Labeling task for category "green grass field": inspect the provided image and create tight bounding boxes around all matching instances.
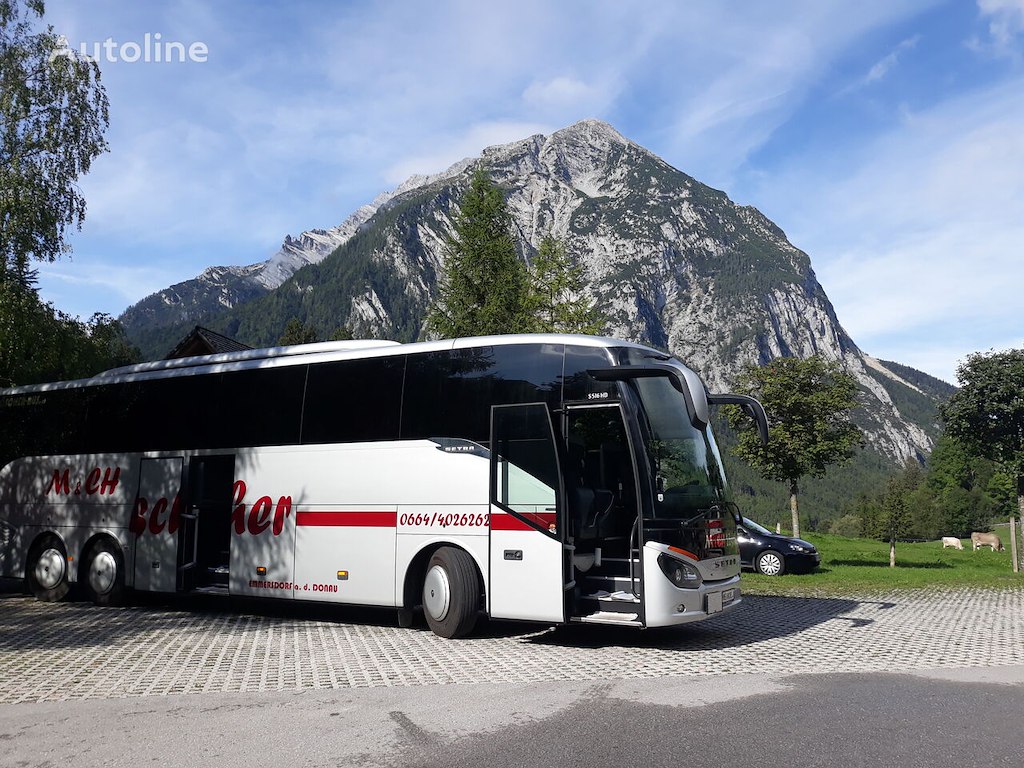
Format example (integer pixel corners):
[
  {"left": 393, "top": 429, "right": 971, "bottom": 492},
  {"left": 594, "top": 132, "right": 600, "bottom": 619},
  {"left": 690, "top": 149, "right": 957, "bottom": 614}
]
[{"left": 741, "top": 532, "right": 1024, "bottom": 595}]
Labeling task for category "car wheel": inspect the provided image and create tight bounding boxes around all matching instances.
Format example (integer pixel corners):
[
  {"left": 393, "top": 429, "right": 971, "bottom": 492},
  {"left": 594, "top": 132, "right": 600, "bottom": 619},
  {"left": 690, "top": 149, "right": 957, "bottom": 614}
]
[
  {"left": 26, "top": 535, "right": 71, "bottom": 602},
  {"left": 422, "top": 547, "right": 480, "bottom": 639},
  {"left": 755, "top": 549, "right": 786, "bottom": 576},
  {"left": 82, "top": 539, "right": 126, "bottom": 606}
]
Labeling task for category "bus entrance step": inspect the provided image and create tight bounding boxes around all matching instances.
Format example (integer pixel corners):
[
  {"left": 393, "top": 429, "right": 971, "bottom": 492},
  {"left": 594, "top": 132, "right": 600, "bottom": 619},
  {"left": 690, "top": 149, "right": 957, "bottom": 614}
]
[
  {"left": 583, "top": 589, "right": 640, "bottom": 607},
  {"left": 206, "top": 565, "right": 229, "bottom": 587},
  {"left": 192, "top": 585, "right": 229, "bottom": 596},
  {"left": 575, "top": 611, "right": 641, "bottom": 625}
]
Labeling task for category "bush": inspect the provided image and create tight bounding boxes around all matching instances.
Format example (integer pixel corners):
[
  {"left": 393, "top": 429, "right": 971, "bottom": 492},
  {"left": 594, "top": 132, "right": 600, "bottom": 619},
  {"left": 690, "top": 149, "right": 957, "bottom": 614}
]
[{"left": 828, "top": 514, "right": 862, "bottom": 538}]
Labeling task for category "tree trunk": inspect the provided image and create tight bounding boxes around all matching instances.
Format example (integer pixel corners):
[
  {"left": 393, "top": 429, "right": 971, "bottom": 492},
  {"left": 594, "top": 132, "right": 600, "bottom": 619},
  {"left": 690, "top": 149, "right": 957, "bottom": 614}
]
[
  {"left": 890, "top": 535, "right": 896, "bottom": 568},
  {"left": 789, "top": 479, "right": 800, "bottom": 539},
  {"left": 1017, "top": 478, "right": 1024, "bottom": 572}
]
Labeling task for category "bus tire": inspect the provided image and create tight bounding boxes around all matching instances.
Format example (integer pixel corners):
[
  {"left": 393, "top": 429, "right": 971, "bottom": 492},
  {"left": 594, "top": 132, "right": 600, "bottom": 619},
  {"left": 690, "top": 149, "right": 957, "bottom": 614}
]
[
  {"left": 26, "top": 535, "right": 71, "bottom": 602},
  {"left": 422, "top": 547, "right": 480, "bottom": 639},
  {"left": 82, "top": 539, "right": 126, "bottom": 606}
]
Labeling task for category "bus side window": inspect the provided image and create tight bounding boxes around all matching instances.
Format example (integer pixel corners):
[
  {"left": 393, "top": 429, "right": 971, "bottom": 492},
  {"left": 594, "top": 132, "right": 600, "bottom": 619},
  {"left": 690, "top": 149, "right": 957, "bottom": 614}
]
[
  {"left": 302, "top": 357, "right": 404, "bottom": 444},
  {"left": 492, "top": 403, "right": 560, "bottom": 534},
  {"left": 220, "top": 367, "right": 306, "bottom": 448}
]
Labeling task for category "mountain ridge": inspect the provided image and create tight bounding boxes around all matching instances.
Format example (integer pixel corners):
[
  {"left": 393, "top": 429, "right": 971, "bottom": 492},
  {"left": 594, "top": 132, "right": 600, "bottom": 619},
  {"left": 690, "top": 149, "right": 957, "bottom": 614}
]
[{"left": 119, "top": 119, "right": 944, "bottom": 464}]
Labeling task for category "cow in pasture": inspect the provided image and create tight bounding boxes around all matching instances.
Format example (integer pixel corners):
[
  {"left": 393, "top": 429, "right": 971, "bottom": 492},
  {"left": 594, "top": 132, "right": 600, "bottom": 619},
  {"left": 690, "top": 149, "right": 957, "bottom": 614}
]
[
  {"left": 941, "top": 536, "right": 964, "bottom": 550},
  {"left": 971, "top": 532, "right": 1004, "bottom": 551}
]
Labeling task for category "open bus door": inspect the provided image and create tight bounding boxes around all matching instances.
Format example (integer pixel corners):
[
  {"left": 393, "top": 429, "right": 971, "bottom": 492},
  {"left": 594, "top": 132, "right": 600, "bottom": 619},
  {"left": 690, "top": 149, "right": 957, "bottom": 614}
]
[
  {"left": 132, "top": 456, "right": 184, "bottom": 592},
  {"left": 562, "top": 403, "right": 645, "bottom": 625},
  {"left": 180, "top": 454, "right": 235, "bottom": 592},
  {"left": 488, "top": 403, "right": 570, "bottom": 624}
]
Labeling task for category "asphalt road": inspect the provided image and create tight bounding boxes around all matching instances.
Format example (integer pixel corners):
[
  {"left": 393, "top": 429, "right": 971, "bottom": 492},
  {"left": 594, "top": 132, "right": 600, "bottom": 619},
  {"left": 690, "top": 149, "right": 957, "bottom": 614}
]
[{"left": 3, "top": 669, "right": 1024, "bottom": 767}]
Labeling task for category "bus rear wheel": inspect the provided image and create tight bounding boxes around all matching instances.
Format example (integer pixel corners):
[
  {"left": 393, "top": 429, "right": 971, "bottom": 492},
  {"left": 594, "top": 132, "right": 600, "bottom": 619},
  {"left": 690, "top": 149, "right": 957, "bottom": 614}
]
[
  {"left": 26, "top": 536, "right": 70, "bottom": 602},
  {"left": 82, "top": 539, "right": 126, "bottom": 606},
  {"left": 422, "top": 547, "right": 480, "bottom": 639}
]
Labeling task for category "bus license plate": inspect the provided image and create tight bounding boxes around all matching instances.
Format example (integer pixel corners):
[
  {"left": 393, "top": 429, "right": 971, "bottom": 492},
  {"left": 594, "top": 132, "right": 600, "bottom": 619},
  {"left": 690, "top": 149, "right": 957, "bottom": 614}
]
[{"left": 706, "top": 591, "right": 723, "bottom": 614}]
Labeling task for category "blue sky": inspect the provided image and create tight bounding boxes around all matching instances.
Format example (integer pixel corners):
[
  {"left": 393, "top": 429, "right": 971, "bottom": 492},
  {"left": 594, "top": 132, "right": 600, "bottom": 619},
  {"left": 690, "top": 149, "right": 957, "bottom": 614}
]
[{"left": 36, "top": 0, "right": 1024, "bottom": 384}]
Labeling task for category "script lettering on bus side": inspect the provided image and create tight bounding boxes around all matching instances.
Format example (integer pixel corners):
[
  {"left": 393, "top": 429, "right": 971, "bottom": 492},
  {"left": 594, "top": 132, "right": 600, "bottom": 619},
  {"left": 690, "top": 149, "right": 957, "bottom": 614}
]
[
  {"left": 130, "top": 494, "right": 181, "bottom": 536},
  {"left": 46, "top": 466, "right": 121, "bottom": 497},
  {"left": 231, "top": 480, "right": 292, "bottom": 537}
]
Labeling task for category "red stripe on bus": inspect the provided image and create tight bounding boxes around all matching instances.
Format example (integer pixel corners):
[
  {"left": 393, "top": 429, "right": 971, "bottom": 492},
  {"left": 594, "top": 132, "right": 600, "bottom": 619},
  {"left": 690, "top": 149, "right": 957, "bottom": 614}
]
[
  {"left": 295, "top": 511, "right": 397, "bottom": 527},
  {"left": 489, "top": 514, "right": 537, "bottom": 531}
]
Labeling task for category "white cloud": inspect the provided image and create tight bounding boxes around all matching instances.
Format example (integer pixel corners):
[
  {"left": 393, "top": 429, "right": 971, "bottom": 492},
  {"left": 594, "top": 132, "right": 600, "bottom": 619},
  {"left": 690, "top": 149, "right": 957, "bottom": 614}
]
[
  {"left": 646, "top": 2, "right": 941, "bottom": 189},
  {"left": 36, "top": 256, "right": 185, "bottom": 320},
  {"left": 775, "top": 79, "right": 1024, "bottom": 381},
  {"left": 865, "top": 35, "right": 920, "bottom": 83},
  {"left": 522, "top": 76, "right": 617, "bottom": 117},
  {"left": 973, "top": 0, "right": 1024, "bottom": 55},
  {"left": 384, "top": 121, "right": 553, "bottom": 185}
]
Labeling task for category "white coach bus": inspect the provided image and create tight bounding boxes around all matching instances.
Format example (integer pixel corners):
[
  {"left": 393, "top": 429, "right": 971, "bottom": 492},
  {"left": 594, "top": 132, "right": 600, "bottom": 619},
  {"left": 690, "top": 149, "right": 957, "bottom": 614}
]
[{"left": 0, "top": 334, "right": 767, "bottom": 638}]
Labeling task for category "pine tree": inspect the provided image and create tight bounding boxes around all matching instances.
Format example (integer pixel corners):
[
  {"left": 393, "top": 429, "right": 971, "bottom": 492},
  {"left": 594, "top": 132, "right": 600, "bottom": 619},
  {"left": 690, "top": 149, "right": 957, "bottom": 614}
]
[
  {"left": 526, "top": 234, "right": 604, "bottom": 334},
  {"left": 278, "top": 318, "right": 318, "bottom": 345},
  {"left": 329, "top": 326, "right": 354, "bottom": 341},
  {"left": 426, "top": 167, "right": 530, "bottom": 338}
]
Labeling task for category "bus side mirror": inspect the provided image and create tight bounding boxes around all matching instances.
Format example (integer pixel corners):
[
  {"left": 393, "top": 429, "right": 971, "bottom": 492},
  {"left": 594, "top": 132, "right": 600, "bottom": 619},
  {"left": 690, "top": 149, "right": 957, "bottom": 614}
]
[{"left": 707, "top": 393, "right": 769, "bottom": 445}]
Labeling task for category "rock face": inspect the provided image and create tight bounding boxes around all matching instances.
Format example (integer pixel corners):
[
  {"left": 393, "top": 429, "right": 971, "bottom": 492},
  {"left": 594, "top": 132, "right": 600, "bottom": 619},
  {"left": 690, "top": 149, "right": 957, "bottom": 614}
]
[{"left": 120, "top": 119, "right": 947, "bottom": 462}]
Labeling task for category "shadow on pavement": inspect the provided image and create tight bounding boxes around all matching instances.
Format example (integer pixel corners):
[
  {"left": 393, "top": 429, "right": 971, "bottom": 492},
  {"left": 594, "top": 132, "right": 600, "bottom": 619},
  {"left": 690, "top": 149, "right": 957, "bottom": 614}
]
[
  {"left": 0, "top": 578, "right": 892, "bottom": 653},
  {"left": 521, "top": 592, "right": 891, "bottom": 651}
]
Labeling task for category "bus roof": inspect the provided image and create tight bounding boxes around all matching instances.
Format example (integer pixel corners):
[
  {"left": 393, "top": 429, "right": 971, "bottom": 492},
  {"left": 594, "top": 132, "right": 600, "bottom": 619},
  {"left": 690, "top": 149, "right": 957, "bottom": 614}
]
[{"left": 1, "top": 334, "right": 666, "bottom": 396}]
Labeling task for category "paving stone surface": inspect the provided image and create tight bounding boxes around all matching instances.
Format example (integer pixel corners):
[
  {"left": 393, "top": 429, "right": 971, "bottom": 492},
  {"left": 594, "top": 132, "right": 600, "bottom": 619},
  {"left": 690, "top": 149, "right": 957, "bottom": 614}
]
[{"left": 1, "top": 587, "right": 1022, "bottom": 704}]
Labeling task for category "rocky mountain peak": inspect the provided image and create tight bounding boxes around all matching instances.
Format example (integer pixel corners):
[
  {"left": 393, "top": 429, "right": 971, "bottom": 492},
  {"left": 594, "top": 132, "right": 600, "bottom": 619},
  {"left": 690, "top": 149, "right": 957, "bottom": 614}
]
[{"left": 119, "top": 121, "right": 945, "bottom": 464}]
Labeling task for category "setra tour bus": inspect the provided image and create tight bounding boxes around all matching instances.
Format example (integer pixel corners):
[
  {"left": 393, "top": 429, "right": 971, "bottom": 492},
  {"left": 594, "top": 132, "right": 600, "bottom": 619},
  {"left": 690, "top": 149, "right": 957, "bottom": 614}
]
[{"left": 0, "top": 334, "right": 767, "bottom": 638}]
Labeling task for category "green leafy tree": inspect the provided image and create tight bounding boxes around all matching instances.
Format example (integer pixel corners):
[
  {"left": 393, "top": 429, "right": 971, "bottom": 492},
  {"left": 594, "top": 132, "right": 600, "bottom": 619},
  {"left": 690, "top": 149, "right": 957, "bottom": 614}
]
[
  {"left": 1, "top": 0, "right": 110, "bottom": 285},
  {"left": 872, "top": 460, "right": 925, "bottom": 567},
  {"left": 426, "top": 167, "right": 530, "bottom": 338},
  {"left": 940, "top": 349, "right": 1024, "bottom": 532},
  {"left": 925, "top": 433, "right": 1000, "bottom": 536},
  {"left": 726, "top": 356, "right": 863, "bottom": 538},
  {"left": 278, "top": 318, "right": 319, "bottom": 346},
  {"left": 525, "top": 234, "right": 603, "bottom": 334},
  {"left": 0, "top": 281, "right": 137, "bottom": 386},
  {"left": 827, "top": 513, "right": 861, "bottom": 538}
]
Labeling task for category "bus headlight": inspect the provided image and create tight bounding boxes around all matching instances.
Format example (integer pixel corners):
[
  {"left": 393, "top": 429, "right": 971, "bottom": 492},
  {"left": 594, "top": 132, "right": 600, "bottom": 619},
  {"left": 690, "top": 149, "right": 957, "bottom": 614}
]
[{"left": 657, "top": 553, "right": 702, "bottom": 589}]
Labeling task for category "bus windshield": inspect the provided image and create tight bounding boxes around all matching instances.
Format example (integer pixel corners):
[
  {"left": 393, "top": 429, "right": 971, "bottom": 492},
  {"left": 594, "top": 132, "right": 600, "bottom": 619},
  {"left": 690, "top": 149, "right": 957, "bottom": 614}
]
[{"left": 630, "top": 375, "right": 729, "bottom": 521}]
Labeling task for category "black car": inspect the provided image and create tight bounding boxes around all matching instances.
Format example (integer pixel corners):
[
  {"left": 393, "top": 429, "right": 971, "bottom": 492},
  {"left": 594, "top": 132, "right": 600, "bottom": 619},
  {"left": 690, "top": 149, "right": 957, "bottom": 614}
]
[{"left": 737, "top": 517, "right": 820, "bottom": 576}]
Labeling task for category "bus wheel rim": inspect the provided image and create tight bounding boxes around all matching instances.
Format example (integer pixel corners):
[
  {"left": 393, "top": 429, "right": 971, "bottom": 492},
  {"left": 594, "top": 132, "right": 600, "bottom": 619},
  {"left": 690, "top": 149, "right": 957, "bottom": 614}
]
[
  {"left": 35, "top": 548, "right": 66, "bottom": 589},
  {"left": 89, "top": 551, "right": 117, "bottom": 595},
  {"left": 423, "top": 565, "right": 451, "bottom": 621}
]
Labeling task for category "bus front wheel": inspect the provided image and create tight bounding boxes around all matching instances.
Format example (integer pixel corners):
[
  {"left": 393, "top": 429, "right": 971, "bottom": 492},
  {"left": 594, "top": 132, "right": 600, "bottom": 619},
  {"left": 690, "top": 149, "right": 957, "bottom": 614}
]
[
  {"left": 26, "top": 535, "right": 70, "bottom": 602},
  {"left": 82, "top": 539, "right": 126, "bottom": 606},
  {"left": 422, "top": 547, "right": 480, "bottom": 639}
]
